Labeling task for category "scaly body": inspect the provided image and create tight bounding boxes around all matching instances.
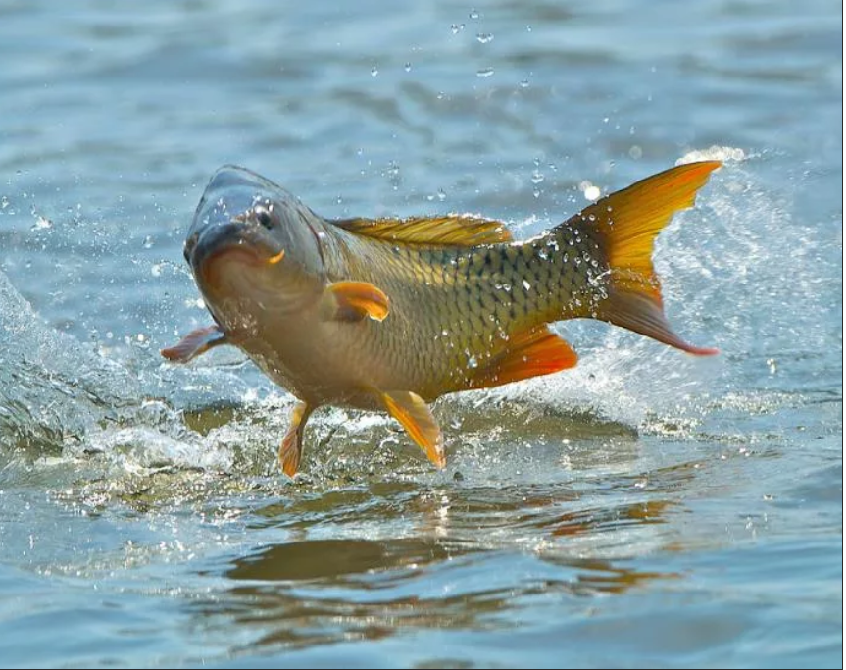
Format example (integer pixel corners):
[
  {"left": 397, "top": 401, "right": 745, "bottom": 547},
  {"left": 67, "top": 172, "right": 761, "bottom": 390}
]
[{"left": 163, "top": 161, "right": 720, "bottom": 475}]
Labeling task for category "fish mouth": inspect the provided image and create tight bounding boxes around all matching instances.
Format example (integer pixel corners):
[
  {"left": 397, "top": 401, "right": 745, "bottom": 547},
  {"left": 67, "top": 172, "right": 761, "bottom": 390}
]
[{"left": 190, "top": 226, "right": 283, "bottom": 292}]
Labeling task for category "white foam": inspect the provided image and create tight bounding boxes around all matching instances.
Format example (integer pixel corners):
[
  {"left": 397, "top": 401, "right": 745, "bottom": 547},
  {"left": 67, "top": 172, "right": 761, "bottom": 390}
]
[{"left": 677, "top": 145, "right": 748, "bottom": 164}]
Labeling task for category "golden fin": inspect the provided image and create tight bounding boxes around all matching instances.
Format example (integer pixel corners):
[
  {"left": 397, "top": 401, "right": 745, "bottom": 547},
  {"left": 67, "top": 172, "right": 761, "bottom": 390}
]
[
  {"left": 469, "top": 326, "right": 578, "bottom": 389},
  {"left": 380, "top": 390, "right": 445, "bottom": 468},
  {"left": 573, "top": 160, "right": 721, "bottom": 294},
  {"left": 160, "top": 325, "right": 227, "bottom": 363},
  {"left": 568, "top": 161, "right": 721, "bottom": 355},
  {"left": 323, "top": 281, "right": 390, "bottom": 322},
  {"left": 601, "top": 286, "right": 719, "bottom": 355},
  {"left": 278, "top": 402, "right": 314, "bottom": 477},
  {"left": 332, "top": 215, "right": 512, "bottom": 246}
]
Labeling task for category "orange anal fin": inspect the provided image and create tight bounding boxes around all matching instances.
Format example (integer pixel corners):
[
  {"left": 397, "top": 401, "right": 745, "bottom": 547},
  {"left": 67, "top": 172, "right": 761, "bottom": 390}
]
[
  {"left": 323, "top": 281, "right": 390, "bottom": 322},
  {"left": 601, "top": 286, "right": 719, "bottom": 356},
  {"left": 380, "top": 390, "right": 445, "bottom": 468},
  {"left": 160, "top": 325, "right": 227, "bottom": 363},
  {"left": 278, "top": 402, "right": 314, "bottom": 477},
  {"left": 470, "top": 326, "right": 578, "bottom": 389}
]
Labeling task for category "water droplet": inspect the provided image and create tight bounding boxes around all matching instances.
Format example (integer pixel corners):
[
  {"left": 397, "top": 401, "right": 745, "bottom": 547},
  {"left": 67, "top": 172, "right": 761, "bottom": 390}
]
[
  {"left": 767, "top": 358, "right": 777, "bottom": 374},
  {"left": 143, "top": 235, "right": 154, "bottom": 249},
  {"left": 450, "top": 23, "right": 465, "bottom": 34},
  {"left": 151, "top": 263, "right": 163, "bottom": 277},
  {"left": 30, "top": 216, "right": 52, "bottom": 231},
  {"left": 532, "top": 187, "right": 540, "bottom": 198},
  {"left": 371, "top": 67, "right": 378, "bottom": 77},
  {"left": 476, "top": 67, "right": 494, "bottom": 78},
  {"left": 531, "top": 170, "right": 544, "bottom": 184},
  {"left": 469, "top": 9, "right": 479, "bottom": 19},
  {"left": 0, "top": 196, "right": 8, "bottom": 209},
  {"left": 522, "top": 279, "right": 531, "bottom": 291},
  {"left": 629, "top": 145, "right": 643, "bottom": 160},
  {"left": 437, "top": 188, "right": 446, "bottom": 202},
  {"left": 441, "top": 330, "right": 449, "bottom": 337},
  {"left": 519, "top": 79, "right": 529, "bottom": 88},
  {"left": 476, "top": 32, "right": 493, "bottom": 43},
  {"left": 404, "top": 62, "right": 412, "bottom": 72},
  {"left": 581, "top": 183, "right": 601, "bottom": 201},
  {"left": 468, "top": 355, "right": 478, "bottom": 369}
]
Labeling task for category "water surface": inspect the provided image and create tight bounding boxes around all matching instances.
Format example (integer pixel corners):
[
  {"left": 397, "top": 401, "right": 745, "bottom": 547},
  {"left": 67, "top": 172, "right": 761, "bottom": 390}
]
[{"left": 0, "top": 1, "right": 841, "bottom": 667}]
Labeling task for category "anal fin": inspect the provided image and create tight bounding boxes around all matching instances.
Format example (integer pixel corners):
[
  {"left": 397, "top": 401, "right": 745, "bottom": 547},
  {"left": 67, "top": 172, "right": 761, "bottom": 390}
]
[{"left": 469, "top": 326, "right": 578, "bottom": 389}]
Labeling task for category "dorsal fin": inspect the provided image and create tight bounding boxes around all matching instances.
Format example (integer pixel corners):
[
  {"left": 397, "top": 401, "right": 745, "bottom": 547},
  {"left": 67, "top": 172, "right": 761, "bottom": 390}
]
[{"left": 331, "top": 215, "right": 513, "bottom": 246}]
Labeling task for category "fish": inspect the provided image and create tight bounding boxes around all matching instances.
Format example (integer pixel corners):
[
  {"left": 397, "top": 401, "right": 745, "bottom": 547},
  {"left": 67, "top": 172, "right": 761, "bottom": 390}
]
[{"left": 162, "top": 160, "right": 721, "bottom": 475}]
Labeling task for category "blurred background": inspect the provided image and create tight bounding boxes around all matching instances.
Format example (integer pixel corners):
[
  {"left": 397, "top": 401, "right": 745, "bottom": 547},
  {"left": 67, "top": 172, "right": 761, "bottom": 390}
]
[{"left": 0, "top": 1, "right": 841, "bottom": 667}]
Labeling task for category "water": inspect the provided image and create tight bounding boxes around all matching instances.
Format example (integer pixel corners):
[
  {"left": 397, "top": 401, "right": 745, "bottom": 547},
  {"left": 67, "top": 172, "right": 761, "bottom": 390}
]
[{"left": 0, "top": 1, "right": 841, "bottom": 667}]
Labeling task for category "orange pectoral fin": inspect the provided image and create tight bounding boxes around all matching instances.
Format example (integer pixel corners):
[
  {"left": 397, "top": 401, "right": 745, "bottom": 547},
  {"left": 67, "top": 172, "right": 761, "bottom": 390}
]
[
  {"left": 469, "top": 326, "right": 578, "bottom": 389},
  {"left": 323, "top": 281, "right": 390, "bottom": 322},
  {"left": 161, "top": 325, "right": 227, "bottom": 363},
  {"left": 380, "top": 390, "right": 445, "bottom": 468}
]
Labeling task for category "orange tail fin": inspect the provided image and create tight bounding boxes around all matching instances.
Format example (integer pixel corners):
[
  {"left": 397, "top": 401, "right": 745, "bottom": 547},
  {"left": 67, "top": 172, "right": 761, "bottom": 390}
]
[{"left": 571, "top": 161, "right": 721, "bottom": 354}]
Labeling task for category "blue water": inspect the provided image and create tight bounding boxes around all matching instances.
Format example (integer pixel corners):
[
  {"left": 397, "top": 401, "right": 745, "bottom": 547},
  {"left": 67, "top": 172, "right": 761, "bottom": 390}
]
[{"left": 0, "top": 1, "right": 841, "bottom": 667}]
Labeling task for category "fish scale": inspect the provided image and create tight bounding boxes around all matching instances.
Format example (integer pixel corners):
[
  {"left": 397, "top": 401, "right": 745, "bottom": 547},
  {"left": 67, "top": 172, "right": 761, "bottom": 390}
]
[
  {"left": 164, "top": 161, "right": 721, "bottom": 475},
  {"left": 323, "top": 222, "right": 608, "bottom": 399}
]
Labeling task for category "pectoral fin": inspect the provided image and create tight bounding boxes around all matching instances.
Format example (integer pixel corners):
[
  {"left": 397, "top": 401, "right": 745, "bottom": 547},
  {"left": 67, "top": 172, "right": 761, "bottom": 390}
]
[
  {"left": 322, "top": 281, "right": 390, "bottom": 323},
  {"left": 380, "top": 390, "right": 445, "bottom": 468},
  {"left": 278, "top": 401, "right": 314, "bottom": 477},
  {"left": 161, "top": 325, "right": 227, "bottom": 363}
]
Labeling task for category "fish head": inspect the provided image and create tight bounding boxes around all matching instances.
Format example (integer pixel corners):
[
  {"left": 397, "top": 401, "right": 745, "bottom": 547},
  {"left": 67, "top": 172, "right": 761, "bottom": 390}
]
[{"left": 185, "top": 165, "right": 326, "bottom": 334}]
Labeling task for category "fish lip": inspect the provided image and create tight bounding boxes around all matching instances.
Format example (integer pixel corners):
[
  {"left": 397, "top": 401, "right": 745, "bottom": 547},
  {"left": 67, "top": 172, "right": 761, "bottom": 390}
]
[{"left": 190, "top": 225, "right": 280, "bottom": 288}]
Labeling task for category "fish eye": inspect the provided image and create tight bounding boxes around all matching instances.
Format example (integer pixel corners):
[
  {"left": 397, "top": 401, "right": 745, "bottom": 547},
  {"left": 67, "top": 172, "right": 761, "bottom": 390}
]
[{"left": 254, "top": 206, "right": 275, "bottom": 230}]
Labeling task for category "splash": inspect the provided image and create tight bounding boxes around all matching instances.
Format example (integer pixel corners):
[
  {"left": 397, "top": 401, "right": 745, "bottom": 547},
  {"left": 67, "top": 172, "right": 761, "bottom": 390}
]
[
  {"left": 1, "top": 148, "right": 835, "bottom": 488},
  {"left": 451, "top": 148, "right": 833, "bottom": 442}
]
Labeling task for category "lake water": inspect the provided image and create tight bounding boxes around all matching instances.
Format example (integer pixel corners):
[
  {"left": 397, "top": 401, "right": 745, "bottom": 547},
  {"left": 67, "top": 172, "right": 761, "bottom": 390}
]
[{"left": 0, "top": 1, "right": 841, "bottom": 667}]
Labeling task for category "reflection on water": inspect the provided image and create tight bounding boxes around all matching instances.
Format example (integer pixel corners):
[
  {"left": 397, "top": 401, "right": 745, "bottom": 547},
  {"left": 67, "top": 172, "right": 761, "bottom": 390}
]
[{"left": 203, "top": 498, "right": 678, "bottom": 652}]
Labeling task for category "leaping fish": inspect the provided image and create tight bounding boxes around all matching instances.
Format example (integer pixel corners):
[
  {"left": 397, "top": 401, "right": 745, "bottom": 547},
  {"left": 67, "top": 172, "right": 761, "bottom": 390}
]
[{"left": 163, "top": 161, "right": 721, "bottom": 475}]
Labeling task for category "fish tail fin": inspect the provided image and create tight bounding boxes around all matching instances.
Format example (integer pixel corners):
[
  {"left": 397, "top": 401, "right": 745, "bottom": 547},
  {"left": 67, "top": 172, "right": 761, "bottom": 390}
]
[{"left": 576, "top": 161, "right": 722, "bottom": 355}]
